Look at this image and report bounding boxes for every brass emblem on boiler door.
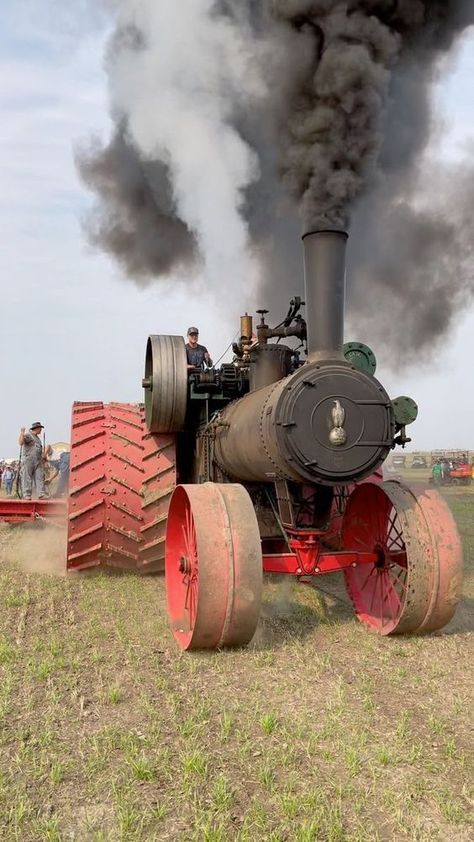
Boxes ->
[329,400,347,446]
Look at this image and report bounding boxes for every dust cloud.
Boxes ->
[0,523,67,577]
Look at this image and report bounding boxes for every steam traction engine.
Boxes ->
[67,231,463,649]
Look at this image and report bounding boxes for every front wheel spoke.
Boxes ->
[387,550,407,567]
[386,535,405,552]
[389,567,408,597]
[386,511,404,548]
[381,509,396,544]
[382,571,401,628]
[183,574,191,611]
[182,520,192,562]
[184,523,194,562]
[369,571,380,613]
[184,509,197,562]
[386,528,405,550]
[184,573,198,622]
[379,571,386,628]
[376,499,392,546]
[188,577,198,626]
[360,564,377,593]
[382,572,403,614]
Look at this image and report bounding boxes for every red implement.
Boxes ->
[0,498,66,524]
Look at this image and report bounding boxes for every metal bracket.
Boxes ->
[274,480,295,529]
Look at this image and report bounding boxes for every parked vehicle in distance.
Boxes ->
[392,454,406,468]
[412,454,427,469]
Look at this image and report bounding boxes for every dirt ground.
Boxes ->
[0,480,472,841]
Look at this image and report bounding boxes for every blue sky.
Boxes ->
[0,4,473,456]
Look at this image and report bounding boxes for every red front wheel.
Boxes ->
[165,483,262,650]
[342,482,463,635]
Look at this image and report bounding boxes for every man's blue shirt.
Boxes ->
[185,343,209,368]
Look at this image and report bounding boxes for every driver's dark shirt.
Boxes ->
[185,343,209,368]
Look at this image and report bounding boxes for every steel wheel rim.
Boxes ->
[165,487,200,649]
[181,504,199,632]
[414,488,463,633]
[165,483,263,651]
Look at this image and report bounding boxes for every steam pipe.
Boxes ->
[303,229,348,360]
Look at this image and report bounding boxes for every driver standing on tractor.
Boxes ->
[18,422,48,500]
[185,327,213,370]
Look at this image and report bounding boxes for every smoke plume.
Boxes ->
[78,1,474,357]
[265,1,474,229]
[77,1,267,296]
[77,129,200,280]
[348,162,474,361]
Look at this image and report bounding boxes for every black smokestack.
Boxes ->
[303,230,347,359]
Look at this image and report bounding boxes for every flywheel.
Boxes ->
[143,335,188,433]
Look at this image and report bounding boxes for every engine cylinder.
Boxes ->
[214,360,394,486]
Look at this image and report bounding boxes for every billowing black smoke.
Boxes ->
[77,129,199,282]
[262,1,474,229]
[77,1,474,359]
[348,160,474,359]
[256,1,474,354]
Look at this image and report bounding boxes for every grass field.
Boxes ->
[0,478,472,841]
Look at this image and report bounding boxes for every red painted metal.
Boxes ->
[413,488,463,633]
[262,550,377,576]
[326,470,384,548]
[0,498,67,524]
[165,483,262,650]
[449,463,471,478]
[341,481,463,635]
[288,530,322,574]
[342,483,408,634]
[138,428,176,573]
[260,470,385,577]
[67,402,176,572]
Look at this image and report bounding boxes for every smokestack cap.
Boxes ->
[302,229,348,241]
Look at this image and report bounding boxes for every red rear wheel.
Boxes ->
[165,483,262,650]
[342,482,462,635]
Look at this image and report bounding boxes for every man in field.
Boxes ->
[185,327,213,370]
[18,422,48,500]
[2,465,14,496]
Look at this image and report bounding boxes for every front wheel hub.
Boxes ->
[179,556,191,575]
[374,544,386,569]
